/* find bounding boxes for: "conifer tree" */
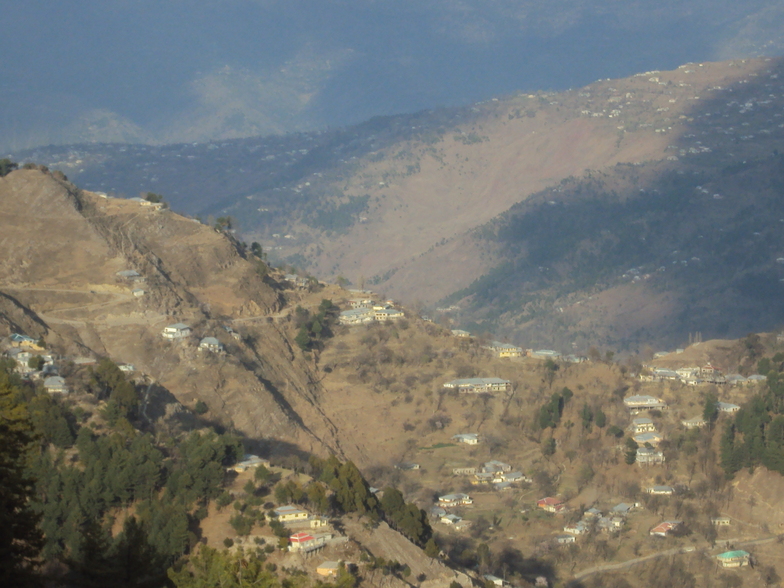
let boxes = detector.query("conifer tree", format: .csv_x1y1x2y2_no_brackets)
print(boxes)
0,372,43,587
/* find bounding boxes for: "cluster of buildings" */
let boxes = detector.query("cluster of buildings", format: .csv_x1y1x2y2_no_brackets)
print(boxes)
338,295,405,325
3,333,67,392
554,502,641,542
641,363,767,387
2,332,140,395
450,332,585,363
450,459,530,490
161,322,226,353
272,505,335,554
433,493,474,529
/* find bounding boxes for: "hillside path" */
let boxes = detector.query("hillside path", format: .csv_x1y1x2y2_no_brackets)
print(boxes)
568,533,784,584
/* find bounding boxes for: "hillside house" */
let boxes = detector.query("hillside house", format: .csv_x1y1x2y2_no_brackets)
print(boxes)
288,531,332,553
483,575,505,587
717,401,740,413
676,367,700,379
584,507,602,519
452,467,478,475
443,377,511,394
116,269,144,281
10,333,44,350
597,516,624,532
711,516,731,526
7,347,33,364
537,497,566,513
652,368,679,381
117,363,135,373
228,454,270,473
701,364,721,379
611,503,636,517
349,298,374,309
500,472,528,483
563,521,588,535
438,493,473,507
530,349,561,360
43,376,68,394
747,374,767,384
274,506,309,522
338,308,375,325
682,416,706,429
472,473,494,485
430,506,447,519
630,417,657,434
374,306,404,321
316,562,341,578
725,374,748,386
132,288,145,297
716,550,750,568
441,514,463,525
395,462,420,470
451,329,471,338
634,431,663,446
650,521,681,537
486,341,523,358
624,395,667,412
646,485,674,495
482,460,512,473
284,274,308,288
636,447,665,466
555,534,576,544
198,337,224,352
162,323,191,339
453,433,479,445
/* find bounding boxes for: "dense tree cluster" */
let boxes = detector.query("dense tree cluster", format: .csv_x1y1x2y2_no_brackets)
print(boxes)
0,368,43,587
720,354,784,476
0,357,244,584
294,300,339,352
538,387,573,429
307,455,433,546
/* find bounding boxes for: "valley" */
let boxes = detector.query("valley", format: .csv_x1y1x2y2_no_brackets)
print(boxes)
3,167,784,587
13,57,784,353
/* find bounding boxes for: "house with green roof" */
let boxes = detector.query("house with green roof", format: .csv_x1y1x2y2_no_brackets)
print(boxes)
716,550,750,568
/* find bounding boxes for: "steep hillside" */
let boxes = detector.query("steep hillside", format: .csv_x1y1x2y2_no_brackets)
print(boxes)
0,169,347,457
439,59,784,351
13,58,784,351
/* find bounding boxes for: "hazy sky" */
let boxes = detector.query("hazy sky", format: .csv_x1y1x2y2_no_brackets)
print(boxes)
2,0,783,150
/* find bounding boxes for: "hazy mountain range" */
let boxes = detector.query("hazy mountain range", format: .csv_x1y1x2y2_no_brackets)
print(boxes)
3,0,784,151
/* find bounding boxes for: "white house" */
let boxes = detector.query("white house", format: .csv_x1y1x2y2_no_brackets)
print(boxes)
338,308,375,325
199,337,224,352
717,402,740,413
452,433,479,445
443,378,511,393
624,395,667,411
162,323,192,339
630,417,656,434
438,493,473,507
636,447,665,465
43,376,68,394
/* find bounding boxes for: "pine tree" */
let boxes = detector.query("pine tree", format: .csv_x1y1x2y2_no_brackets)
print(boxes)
0,373,44,587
